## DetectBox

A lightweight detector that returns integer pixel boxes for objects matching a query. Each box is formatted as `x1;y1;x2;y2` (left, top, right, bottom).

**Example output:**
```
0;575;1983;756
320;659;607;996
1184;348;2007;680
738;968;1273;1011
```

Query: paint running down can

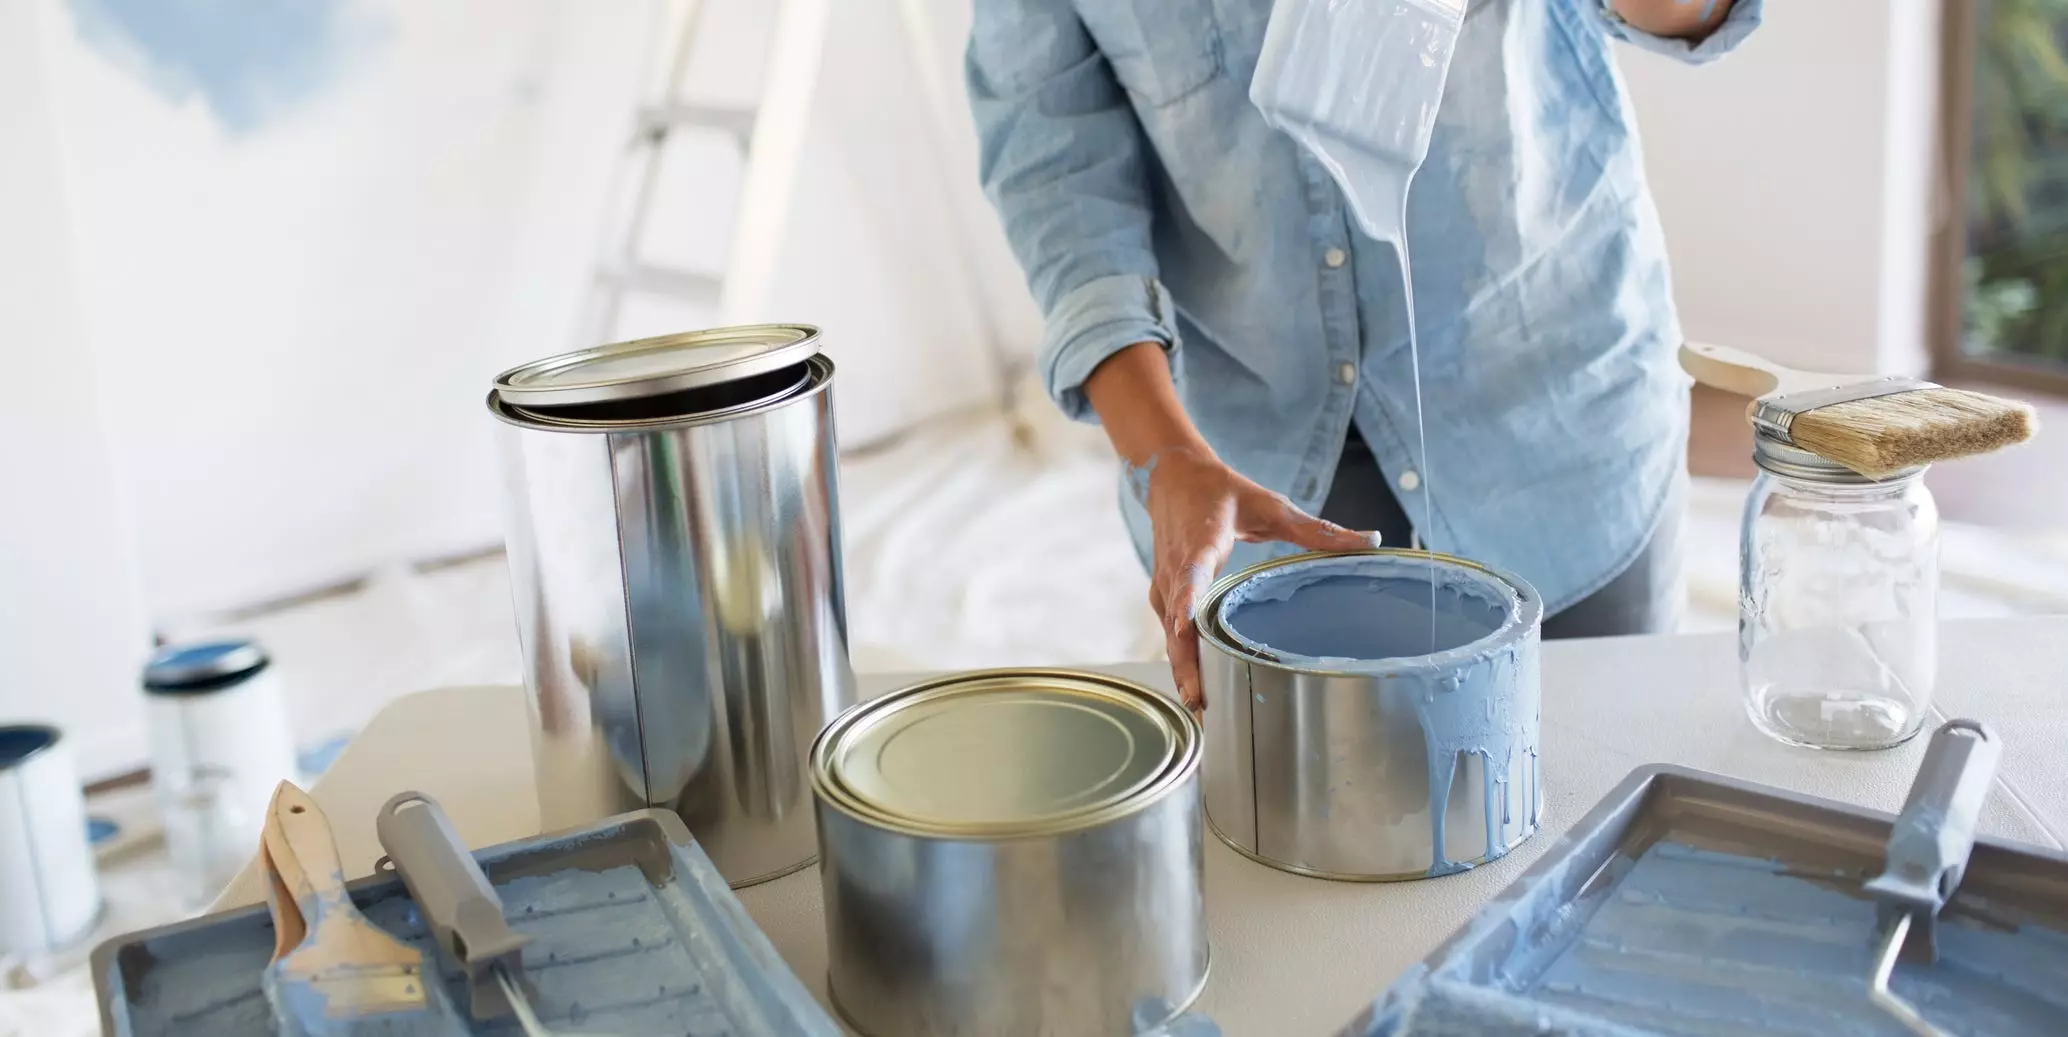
1198;549;1543;881
490;325;854;888
0;725;102;956
812;669;1209;1037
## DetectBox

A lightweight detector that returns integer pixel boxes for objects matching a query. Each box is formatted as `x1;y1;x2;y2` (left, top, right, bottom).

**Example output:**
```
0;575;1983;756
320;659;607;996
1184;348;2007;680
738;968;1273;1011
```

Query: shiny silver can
1198;549;1543;881
489;325;854;888
811;669;1208;1036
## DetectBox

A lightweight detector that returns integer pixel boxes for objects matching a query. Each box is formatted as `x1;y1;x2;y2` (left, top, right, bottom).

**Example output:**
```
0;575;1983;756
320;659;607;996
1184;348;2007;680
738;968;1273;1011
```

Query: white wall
31;0;1039;619
1620;0;1941;378
1;0;155;779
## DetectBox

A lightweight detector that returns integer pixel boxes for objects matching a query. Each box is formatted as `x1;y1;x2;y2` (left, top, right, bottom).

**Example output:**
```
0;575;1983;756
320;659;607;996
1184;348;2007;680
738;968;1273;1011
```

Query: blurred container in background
143;640;300;909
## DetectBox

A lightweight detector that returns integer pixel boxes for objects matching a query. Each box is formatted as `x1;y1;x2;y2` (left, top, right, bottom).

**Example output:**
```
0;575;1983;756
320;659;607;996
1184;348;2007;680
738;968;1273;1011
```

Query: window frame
1931;0;2068;395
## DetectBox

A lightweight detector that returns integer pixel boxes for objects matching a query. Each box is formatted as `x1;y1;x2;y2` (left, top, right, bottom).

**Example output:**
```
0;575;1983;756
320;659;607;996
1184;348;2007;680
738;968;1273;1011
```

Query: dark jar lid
143;639;270;694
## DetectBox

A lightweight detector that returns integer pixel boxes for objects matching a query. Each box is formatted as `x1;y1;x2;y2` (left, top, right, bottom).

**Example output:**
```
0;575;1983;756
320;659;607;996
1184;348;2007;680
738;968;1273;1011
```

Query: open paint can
489;325;854;888
811;669;1208;1036
1198;549;1543;881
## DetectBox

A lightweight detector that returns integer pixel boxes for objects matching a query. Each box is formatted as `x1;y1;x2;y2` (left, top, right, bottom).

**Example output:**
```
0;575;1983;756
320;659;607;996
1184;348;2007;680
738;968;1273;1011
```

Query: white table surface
218;618;2068;1037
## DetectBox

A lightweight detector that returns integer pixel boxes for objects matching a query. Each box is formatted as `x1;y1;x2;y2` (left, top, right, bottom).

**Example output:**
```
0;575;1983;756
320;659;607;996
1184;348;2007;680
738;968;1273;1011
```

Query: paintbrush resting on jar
1679;341;2038;478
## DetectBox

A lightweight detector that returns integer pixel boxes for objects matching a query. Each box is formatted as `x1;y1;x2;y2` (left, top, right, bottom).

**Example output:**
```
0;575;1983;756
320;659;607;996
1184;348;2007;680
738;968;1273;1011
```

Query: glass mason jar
1740;434;1939;750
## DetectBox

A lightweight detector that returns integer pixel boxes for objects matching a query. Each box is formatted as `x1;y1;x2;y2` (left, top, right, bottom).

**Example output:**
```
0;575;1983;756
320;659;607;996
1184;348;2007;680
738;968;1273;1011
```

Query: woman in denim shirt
967;0;1763;709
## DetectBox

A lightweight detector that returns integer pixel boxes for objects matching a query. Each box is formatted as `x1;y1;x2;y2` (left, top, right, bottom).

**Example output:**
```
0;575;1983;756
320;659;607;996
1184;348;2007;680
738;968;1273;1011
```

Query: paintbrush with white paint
1679;341;2038;478
260;780;467;1036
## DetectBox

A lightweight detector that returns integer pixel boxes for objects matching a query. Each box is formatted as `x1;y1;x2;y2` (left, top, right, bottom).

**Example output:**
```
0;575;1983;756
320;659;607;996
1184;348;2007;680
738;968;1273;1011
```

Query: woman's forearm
1082;342;1213;469
1611;0;1734;39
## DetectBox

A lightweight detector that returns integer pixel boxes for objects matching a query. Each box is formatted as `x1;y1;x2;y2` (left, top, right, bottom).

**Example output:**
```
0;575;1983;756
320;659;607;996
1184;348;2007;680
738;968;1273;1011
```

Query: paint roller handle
1678;341;1839;400
1866;719;2002;917
377;792;528;993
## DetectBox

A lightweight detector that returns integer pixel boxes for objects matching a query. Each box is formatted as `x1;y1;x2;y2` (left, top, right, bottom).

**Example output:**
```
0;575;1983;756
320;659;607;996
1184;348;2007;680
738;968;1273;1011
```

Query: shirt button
1398;469;1422;492
1323;247;1347;269
1337;362;1356;386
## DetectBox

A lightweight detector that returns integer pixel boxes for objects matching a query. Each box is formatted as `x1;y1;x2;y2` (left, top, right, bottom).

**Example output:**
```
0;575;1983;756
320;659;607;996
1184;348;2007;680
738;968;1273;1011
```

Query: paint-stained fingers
1167;553;1223;713
1165;613;1206;714
1244;495;1380;553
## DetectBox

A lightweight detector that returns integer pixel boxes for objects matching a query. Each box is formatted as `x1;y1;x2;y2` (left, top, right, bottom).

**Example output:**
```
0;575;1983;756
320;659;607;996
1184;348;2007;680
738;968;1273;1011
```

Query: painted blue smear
295;733;352;778
65;0;382;133
88;815;121;846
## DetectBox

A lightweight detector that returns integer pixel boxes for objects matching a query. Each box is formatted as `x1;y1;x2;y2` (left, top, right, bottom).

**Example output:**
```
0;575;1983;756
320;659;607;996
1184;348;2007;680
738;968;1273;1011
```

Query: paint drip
1248;0;1463;653
1381;199;1438;654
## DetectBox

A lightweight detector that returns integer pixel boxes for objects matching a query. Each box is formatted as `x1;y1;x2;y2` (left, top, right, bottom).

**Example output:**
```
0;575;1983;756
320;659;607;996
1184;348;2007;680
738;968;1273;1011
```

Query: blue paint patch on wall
66;0;385;134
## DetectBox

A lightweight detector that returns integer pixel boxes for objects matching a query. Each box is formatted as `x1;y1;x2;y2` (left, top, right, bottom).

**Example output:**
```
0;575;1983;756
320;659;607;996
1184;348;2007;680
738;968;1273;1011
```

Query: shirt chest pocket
1079;0;1224;107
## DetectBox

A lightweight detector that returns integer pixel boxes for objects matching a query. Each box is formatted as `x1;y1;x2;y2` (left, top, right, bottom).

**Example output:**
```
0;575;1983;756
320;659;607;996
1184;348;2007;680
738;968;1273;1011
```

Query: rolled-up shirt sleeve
966;0;1177;422
1596;0;1764;65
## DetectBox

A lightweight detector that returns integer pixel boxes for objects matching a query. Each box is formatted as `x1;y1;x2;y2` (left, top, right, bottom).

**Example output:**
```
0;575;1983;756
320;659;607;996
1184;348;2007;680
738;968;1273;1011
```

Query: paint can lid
490;325;822;407
0;725;60;773
817;671;1191;834
143;639;269;693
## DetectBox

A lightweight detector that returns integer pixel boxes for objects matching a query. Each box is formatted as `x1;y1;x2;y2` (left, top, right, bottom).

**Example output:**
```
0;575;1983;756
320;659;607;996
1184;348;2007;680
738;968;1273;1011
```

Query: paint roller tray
1339;764;2068;1037
91;809;841;1037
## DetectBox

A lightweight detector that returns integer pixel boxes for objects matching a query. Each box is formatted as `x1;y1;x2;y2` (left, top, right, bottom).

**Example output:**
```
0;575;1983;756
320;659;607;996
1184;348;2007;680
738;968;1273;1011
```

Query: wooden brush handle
268;781;354;928
1679;341;1844;399
260;837;307;963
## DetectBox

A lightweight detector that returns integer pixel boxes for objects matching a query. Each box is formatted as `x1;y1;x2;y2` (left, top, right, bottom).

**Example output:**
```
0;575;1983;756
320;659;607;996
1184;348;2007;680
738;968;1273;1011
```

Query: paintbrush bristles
1789;386;2038;479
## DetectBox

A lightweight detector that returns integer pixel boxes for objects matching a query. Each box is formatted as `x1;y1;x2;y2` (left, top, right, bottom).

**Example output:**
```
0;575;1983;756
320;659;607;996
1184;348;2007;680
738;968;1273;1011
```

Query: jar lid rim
1752;431;1926;484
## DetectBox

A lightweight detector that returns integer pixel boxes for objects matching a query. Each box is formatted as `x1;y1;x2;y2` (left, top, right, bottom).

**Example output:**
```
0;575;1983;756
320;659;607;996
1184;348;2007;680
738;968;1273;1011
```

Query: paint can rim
810;668;1201;840
1195;548;1543;677
487;353;831;432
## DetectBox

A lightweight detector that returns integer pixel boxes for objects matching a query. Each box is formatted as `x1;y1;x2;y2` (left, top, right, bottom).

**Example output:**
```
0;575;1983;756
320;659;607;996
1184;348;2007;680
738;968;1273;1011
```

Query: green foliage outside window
1965;0;2068;364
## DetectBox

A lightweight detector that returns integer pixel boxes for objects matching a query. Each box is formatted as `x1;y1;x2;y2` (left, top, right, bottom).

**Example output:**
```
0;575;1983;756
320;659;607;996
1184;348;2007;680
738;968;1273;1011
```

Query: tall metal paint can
1197;549;1543;881
490;325;854;888
811;669;1209;1036
0;725;102;956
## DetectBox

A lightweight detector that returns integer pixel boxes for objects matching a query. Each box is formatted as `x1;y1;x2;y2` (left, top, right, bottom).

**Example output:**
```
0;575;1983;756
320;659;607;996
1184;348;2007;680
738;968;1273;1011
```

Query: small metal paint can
0;725;103;956
1197;549;1543;881
811;669;1209;1036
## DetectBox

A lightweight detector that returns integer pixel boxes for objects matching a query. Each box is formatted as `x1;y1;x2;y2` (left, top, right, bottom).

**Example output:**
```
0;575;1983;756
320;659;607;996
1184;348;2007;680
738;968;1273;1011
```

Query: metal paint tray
1335;765;2068;1037
91;809;841;1037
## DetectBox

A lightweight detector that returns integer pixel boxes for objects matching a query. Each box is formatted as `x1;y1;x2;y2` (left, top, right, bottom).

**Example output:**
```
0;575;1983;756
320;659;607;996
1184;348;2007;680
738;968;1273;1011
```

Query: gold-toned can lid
822;672;1182;832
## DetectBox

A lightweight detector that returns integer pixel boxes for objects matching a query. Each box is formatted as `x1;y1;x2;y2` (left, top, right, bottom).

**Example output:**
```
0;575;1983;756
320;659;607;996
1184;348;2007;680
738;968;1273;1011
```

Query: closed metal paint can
1198;549;1542;881
490;325;854;888
0;725;102;956
812;669;1208;1036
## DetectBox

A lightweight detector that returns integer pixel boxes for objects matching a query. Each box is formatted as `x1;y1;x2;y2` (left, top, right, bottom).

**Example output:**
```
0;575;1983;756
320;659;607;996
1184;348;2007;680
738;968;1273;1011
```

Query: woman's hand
1084;342;1378;712
1142;445;1376;713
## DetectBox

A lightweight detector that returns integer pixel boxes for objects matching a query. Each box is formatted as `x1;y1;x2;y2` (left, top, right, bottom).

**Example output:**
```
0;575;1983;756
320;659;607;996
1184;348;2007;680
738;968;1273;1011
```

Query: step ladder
578;0;1031;443
576;0;832;346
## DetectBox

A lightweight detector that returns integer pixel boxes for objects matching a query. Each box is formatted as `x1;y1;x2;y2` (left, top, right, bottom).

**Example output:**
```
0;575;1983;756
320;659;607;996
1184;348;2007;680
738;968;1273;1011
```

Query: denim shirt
967;0;1762;613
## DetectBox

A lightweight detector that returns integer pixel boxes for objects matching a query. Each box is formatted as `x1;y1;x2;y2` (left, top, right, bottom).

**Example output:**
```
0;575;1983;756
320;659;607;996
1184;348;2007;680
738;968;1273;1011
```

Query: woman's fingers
1164;615;1205;714
1241;493;1379;553
1155;545;1224;713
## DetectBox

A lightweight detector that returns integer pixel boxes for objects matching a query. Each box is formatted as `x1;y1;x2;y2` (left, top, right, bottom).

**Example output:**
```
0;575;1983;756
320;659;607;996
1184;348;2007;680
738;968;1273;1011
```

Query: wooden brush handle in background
1679;341;1849;400
267;782;353;925
261;838;307;963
